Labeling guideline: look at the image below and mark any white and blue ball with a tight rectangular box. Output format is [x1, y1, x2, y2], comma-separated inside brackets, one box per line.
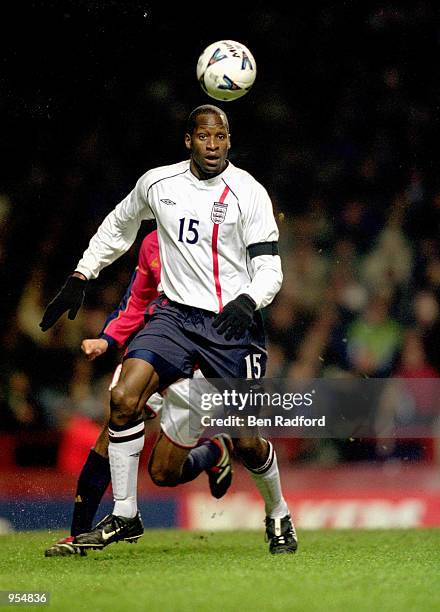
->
[196, 40, 257, 102]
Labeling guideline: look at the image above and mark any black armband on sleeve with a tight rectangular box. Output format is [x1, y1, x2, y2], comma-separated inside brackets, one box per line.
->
[247, 241, 279, 258]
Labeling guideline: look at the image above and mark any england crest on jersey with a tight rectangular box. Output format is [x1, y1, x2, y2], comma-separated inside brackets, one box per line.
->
[211, 201, 228, 224]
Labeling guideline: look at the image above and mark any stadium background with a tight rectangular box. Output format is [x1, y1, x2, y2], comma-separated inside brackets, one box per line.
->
[1, 2, 440, 532]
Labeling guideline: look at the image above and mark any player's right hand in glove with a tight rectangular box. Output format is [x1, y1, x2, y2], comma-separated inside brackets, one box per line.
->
[39, 274, 87, 331]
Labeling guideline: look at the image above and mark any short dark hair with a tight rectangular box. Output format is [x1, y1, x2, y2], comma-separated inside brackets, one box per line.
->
[186, 104, 229, 134]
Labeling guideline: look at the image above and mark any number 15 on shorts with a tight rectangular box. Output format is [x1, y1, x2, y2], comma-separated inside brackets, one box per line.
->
[245, 353, 262, 379]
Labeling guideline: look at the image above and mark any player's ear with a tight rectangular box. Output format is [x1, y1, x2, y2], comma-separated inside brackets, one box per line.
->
[184, 133, 191, 150]
[228, 134, 231, 150]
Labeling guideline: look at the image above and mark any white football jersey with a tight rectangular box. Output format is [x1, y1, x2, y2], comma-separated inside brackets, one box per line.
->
[76, 160, 282, 312]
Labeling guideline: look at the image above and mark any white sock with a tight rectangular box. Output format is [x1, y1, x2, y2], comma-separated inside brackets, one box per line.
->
[247, 441, 289, 519]
[108, 419, 145, 518]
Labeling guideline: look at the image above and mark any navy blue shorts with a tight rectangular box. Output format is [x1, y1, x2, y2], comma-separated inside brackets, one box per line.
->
[125, 295, 267, 388]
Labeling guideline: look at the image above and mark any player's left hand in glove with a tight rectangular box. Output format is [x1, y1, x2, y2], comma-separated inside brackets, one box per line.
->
[213, 294, 256, 341]
[39, 274, 87, 331]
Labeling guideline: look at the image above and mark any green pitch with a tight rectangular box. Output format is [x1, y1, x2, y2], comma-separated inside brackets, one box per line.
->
[1, 529, 440, 612]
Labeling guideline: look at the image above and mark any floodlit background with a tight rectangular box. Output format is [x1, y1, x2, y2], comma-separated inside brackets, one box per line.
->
[1, 2, 440, 531]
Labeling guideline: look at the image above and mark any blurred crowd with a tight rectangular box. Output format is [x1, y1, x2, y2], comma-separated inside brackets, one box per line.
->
[1, 3, 440, 468]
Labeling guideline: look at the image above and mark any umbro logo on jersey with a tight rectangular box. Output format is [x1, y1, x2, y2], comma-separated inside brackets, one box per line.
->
[160, 198, 176, 206]
[211, 201, 228, 224]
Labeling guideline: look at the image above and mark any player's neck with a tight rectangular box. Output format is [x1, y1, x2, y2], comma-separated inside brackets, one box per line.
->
[190, 159, 229, 181]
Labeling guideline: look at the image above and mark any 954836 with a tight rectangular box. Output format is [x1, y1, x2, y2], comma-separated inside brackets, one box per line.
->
[0, 592, 49, 606]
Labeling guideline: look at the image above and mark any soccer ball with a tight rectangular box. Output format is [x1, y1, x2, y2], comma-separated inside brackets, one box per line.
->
[196, 40, 257, 102]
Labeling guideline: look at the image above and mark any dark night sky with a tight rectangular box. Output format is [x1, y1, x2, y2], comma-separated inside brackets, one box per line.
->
[1, 2, 439, 318]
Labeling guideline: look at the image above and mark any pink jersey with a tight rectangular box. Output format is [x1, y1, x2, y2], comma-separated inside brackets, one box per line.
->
[99, 230, 160, 348]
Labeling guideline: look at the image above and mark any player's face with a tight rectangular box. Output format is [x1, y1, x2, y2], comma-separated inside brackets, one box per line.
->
[185, 113, 231, 179]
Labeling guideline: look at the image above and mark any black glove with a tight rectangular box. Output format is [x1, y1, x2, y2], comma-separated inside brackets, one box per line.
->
[39, 275, 87, 331]
[213, 294, 256, 341]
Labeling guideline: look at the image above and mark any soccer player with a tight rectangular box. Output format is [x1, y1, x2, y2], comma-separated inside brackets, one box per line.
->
[40, 105, 297, 554]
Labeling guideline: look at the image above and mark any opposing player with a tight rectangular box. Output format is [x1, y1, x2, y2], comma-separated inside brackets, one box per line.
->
[45, 230, 233, 556]
[40, 105, 297, 554]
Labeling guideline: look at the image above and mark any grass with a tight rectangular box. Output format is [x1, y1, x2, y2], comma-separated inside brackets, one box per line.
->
[0, 529, 440, 611]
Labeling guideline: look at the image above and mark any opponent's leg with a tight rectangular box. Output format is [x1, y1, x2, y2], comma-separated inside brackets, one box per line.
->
[149, 375, 233, 497]
[148, 431, 232, 498]
[235, 436, 298, 555]
[148, 432, 191, 485]
[70, 426, 110, 536]
[44, 426, 111, 557]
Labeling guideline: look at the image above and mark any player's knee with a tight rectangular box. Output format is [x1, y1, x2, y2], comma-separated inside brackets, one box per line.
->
[148, 462, 181, 487]
[110, 385, 140, 420]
